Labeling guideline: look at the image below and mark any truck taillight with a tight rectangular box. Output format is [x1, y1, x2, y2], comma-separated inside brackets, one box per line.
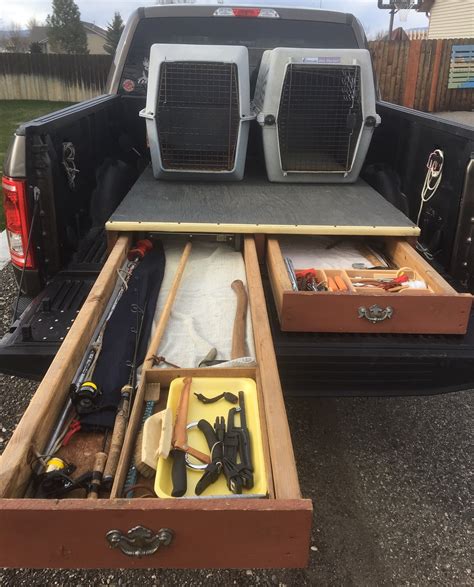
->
[2, 177, 35, 269]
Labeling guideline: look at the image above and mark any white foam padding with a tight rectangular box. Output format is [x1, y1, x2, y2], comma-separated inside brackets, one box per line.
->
[279, 236, 387, 269]
[150, 239, 255, 369]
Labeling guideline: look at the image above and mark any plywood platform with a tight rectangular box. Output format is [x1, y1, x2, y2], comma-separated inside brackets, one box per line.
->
[106, 166, 419, 237]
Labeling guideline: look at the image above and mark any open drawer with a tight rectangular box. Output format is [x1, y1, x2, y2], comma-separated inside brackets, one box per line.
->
[0, 235, 312, 569]
[267, 236, 473, 335]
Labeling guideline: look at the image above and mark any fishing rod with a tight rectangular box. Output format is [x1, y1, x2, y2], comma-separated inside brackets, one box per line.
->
[38, 239, 153, 469]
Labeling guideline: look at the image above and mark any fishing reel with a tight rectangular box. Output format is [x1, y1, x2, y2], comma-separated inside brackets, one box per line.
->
[34, 457, 91, 499]
[70, 380, 102, 414]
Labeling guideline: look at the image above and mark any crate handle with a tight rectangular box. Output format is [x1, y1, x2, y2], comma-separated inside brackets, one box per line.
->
[358, 304, 393, 323]
[106, 525, 173, 557]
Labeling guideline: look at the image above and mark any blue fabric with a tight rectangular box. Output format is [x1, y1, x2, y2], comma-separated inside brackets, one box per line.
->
[80, 241, 165, 429]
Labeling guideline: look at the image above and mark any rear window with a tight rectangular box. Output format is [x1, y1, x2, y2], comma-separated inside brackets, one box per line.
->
[119, 16, 359, 97]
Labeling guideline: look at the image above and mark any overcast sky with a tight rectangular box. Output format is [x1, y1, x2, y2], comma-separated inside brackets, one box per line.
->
[0, 0, 429, 38]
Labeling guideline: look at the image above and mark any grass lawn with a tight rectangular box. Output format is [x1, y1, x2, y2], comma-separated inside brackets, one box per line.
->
[0, 100, 74, 230]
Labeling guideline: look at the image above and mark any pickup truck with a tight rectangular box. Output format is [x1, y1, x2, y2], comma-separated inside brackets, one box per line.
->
[1, 3, 473, 571]
[2, 4, 474, 395]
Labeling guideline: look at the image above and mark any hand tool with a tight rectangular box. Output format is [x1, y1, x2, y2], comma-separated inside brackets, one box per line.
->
[334, 275, 348, 291]
[327, 276, 337, 292]
[133, 407, 173, 482]
[170, 378, 211, 497]
[352, 274, 409, 291]
[295, 269, 328, 292]
[198, 280, 249, 367]
[194, 391, 239, 404]
[194, 419, 224, 496]
[231, 279, 248, 360]
[123, 383, 163, 492]
[222, 391, 254, 494]
[284, 257, 299, 291]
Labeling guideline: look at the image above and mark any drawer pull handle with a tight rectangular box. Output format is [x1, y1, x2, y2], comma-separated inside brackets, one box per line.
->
[358, 304, 393, 323]
[106, 525, 173, 557]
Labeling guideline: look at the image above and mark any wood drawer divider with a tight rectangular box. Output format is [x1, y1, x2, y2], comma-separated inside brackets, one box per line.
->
[244, 237, 301, 500]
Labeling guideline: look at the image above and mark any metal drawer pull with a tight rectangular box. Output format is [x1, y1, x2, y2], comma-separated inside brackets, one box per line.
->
[106, 525, 173, 557]
[358, 304, 393, 323]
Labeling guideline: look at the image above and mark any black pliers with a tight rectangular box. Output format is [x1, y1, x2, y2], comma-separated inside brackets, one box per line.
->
[222, 392, 254, 494]
[194, 417, 225, 495]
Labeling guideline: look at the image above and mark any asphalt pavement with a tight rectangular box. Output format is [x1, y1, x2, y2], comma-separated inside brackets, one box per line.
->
[0, 263, 472, 586]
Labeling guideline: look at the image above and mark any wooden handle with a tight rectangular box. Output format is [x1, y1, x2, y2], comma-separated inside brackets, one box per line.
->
[231, 280, 248, 360]
[185, 445, 211, 465]
[103, 396, 130, 484]
[172, 377, 192, 448]
[145, 241, 193, 370]
[87, 451, 107, 499]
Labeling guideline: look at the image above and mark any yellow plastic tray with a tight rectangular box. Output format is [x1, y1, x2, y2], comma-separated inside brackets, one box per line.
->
[155, 377, 268, 499]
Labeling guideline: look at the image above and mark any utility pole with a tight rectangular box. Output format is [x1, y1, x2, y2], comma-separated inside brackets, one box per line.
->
[388, 7, 396, 38]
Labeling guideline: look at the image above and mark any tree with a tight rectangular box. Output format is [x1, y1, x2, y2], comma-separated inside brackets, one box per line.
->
[46, 0, 88, 54]
[29, 41, 43, 53]
[2, 23, 30, 53]
[103, 12, 124, 55]
[27, 17, 40, 30]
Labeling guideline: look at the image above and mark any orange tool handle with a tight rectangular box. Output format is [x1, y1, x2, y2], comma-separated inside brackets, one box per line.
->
[128, 239, 153, 261]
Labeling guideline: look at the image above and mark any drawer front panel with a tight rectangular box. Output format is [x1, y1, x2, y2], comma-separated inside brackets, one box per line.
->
[280, 291, 472, 334]
[0, 499, 312, 569]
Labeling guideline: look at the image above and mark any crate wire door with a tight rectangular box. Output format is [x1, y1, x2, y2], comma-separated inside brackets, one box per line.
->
[277, 64, 363, 174]
[156, 61, 240, 171]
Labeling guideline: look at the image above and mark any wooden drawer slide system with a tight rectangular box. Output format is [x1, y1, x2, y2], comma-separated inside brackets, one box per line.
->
[267, 237, 473, 335]
[0, 235, 312, 569]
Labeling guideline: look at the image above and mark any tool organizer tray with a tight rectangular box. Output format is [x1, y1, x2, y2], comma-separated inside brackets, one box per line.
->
[267, 236, 473, 335]
[155, 377, 267, 499]
[0, 235, 311, 570]
[106, 165, 419, 237]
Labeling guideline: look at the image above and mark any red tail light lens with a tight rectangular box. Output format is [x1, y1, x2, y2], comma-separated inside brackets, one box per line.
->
[2, 177, 35, 269]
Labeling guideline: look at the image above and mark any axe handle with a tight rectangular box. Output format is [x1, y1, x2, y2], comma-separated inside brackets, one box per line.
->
[231, 280, 248, 360]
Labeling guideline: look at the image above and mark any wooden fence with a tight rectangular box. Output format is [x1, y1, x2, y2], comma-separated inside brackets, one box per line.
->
[0, 41, 472, 112]
[0, 53, 112, 102]
[369, 38, 474, 112]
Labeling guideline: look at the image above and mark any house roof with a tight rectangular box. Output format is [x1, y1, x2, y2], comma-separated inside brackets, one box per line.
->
[27, 22, 107, 45]
[28, 26, 48, 44]
[417, 0, 435, 13]
[82, 22, 107, 39]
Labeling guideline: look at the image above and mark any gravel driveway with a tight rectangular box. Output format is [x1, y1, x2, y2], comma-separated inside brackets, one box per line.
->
[0, 263, 472, 586]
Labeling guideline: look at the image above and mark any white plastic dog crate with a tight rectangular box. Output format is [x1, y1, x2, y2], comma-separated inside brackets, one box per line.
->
[140, 44, 253, 180]
[253, 48, 380, 183]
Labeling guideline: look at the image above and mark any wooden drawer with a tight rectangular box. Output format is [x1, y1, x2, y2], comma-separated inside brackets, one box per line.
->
[267, 237, 472, 335]
[0, 235, 312, 569]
